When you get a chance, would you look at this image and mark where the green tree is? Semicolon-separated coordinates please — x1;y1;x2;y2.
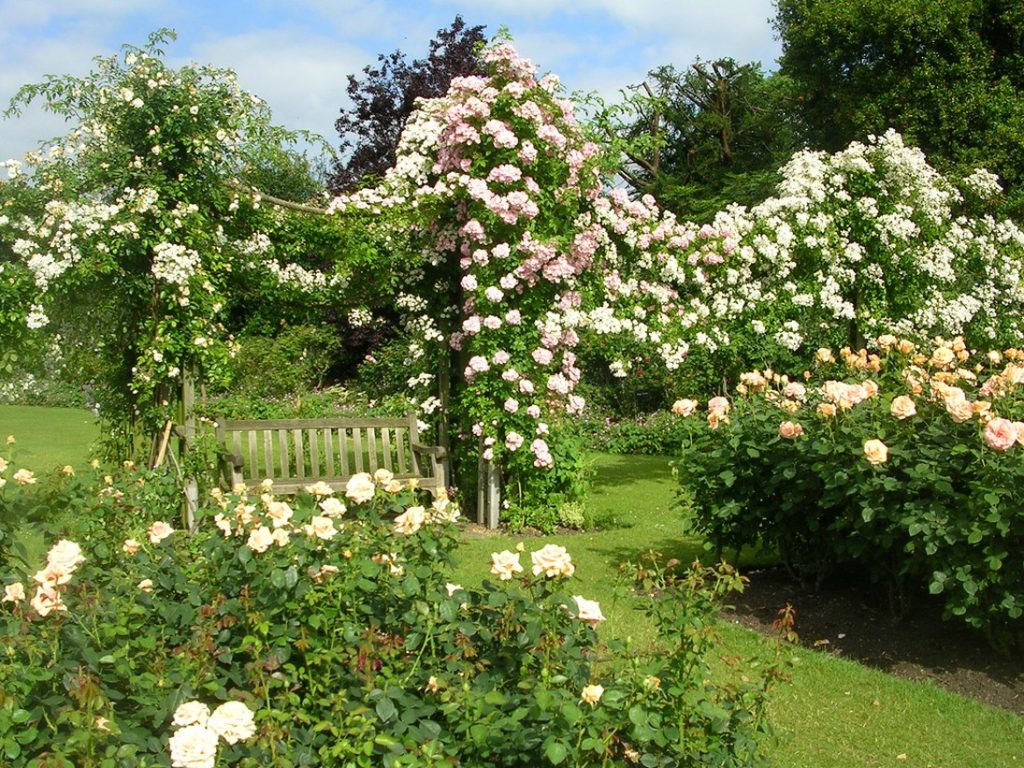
775;0;1024;216
604;59;799;221
0;30;352;454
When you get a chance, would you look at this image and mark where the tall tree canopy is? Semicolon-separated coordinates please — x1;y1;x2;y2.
328;15;486;192
775;0;1024;216
606;59;799;221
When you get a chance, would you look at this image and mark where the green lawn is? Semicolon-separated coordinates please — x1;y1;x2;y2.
4;405;1023;766
0;405;99;476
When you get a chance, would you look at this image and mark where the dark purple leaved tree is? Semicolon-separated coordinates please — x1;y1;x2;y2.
329;16;486;193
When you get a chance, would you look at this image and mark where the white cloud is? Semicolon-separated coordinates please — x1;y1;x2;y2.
189;28;371;147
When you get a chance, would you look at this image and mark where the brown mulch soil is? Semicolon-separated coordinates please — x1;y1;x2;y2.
722;567;1024;714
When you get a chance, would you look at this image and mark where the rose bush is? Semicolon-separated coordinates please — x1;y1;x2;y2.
675;337;1024;650
1;462;776;766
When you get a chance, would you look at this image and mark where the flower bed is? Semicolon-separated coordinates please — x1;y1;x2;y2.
1;459;775;766
676;337;1024;650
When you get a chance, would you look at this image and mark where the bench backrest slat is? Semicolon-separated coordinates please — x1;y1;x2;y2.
216;415;442;496
308;429;320;476
353;428;364;473
395;427;407;474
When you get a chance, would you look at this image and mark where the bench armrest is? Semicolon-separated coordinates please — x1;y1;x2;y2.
411;443;447;460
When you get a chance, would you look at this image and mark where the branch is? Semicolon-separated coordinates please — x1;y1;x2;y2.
227;179;331;215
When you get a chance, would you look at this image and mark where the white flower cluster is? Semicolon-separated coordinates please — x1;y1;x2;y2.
152;242;200;286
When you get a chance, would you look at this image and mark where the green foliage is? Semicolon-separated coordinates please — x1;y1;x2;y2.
596;59;799;220
678;338;1024;651
227;325;340;400
583;411;691;457
775;0;1024;217
1;468;776;766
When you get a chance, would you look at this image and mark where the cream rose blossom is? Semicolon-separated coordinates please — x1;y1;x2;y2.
30;585;66;617
208;700;256;744
304;516;337;540
530;544;575;577
14;468;36;485
137;578;154;592
490;550;523;581
3;582;25;603
168;723;218;768
46;540;85;573
572;594;606;626
394;505;428;535
581;684;604;705
265;500;294;527
373;468;395;485
148;521;174;544
173;701;211;728
305;480;334;497
319;497;346;517
863;439;889;465
123;538;141;555
246;526;274;553
345;472;376;504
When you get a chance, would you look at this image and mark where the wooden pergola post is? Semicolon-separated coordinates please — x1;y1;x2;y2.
180;369;199;532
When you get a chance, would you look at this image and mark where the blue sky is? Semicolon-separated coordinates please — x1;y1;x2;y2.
0;0;781;164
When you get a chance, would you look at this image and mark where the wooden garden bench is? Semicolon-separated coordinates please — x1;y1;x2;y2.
213;413;447;497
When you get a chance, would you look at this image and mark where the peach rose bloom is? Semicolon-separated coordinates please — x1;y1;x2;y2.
816;348;835;363
862;380;879;398
489;550;524;581
137;579;154;593
572;594;606;626
373;468;395;486
345;473;376;504
890;396;917;420
778;421;804;439
863;439;889;465
783;382;807;401
817;403;837;418
876;334;898;350
122;538;141;555
148;521;174;544
707;396;730;416
931;347;956;367
706;412;728;430
264;500;293;528
983;417;1018;451
581;684;604;705
945;398;975;423
394;505;428;535
671;398;699;416
531;544;575;578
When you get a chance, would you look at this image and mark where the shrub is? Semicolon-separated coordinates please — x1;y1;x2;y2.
2;465;776;766
675;337;1024;651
